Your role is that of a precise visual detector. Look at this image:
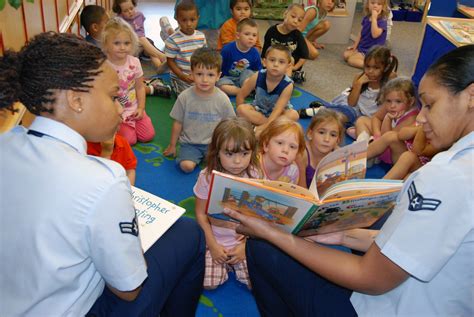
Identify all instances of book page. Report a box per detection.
[296,190,399,236]
[207,171,316,234]
[321,179,403,201]
[131,186,185,252]
[309,140,368,200]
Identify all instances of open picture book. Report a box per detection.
[131,186,185,251]
[206,141,403,236]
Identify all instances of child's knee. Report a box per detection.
[321,20,331,31]
[285,109,299,121]
[236,104,251,116]
[179,160,197,173]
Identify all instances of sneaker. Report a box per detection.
[147,78,172,98]
[297,107,319,119]
[309,100,324,109]
[159,17,173,40]
[292,70,306,83]
[160,30,169,42]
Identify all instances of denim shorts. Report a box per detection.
[177,143,208,164]
[217,69,255,88]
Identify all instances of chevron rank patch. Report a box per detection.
[407,181,441,212]
[119,217,139,236]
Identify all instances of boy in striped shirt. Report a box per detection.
[165,1,207,95]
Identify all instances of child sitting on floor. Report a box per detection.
[217,0,262,51]
[343,0,390,69]
[258,117,305,184]
[80,5,109,47]
[296,107,345,188]
[194,117,258,290]
[237,44,298,137]
[87,133,137,186]
[165,1,207,95]
[218,18,262,96]
[298,0,336,60]
[102,17,155,145]
[365,78,437,179]
[261,4,310,83]
[112,0,166,69]
[163,48,235,173]
[358,77,418,142]
[299,46,397,138]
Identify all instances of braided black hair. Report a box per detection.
[0,32,106,115]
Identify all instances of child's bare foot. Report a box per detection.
[312,41,325,49]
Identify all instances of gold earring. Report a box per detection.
[78,108,83,113]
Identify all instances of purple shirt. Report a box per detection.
[121,11,146,38]
[358,16,387,54]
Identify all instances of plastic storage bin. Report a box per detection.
[405,9,423,22]
[392,9,407,21]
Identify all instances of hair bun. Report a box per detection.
[0,50,23,112]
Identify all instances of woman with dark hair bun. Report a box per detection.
[0,32,205,317]
[225,45,474,316]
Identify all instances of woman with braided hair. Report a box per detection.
[0,32,205,317]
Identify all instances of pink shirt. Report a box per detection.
[109,56,143,127]
[194,168,258,248]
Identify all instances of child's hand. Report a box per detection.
[346,45,355,50]
[209,243,229,264]
[132,108,144,120]
[386,111,404,120]
[163,144,176,157]
[371,8,380,20]
[357,73,371,85]
[226,241,246,265]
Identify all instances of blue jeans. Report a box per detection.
[325,104,360,126]
[246,238,357,317]
[87,217,205,317]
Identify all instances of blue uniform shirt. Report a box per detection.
[351,132,474,316]
[0,117,147,316]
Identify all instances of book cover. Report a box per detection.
[206,141,403,236]
[131,186,185,251]
[309,140,368,200]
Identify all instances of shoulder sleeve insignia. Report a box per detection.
[407,181,442,212]
[119,217,139,236]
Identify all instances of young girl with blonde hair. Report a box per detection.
[194,117,259,290]
[102,17,155,145]
[343,0,390,68]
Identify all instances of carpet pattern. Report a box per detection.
[133,81,389,316]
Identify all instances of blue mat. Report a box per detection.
[133,81,389,317]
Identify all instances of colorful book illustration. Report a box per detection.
[438,20,474,45]
[206,141,403,236]
[131,186,185,251]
